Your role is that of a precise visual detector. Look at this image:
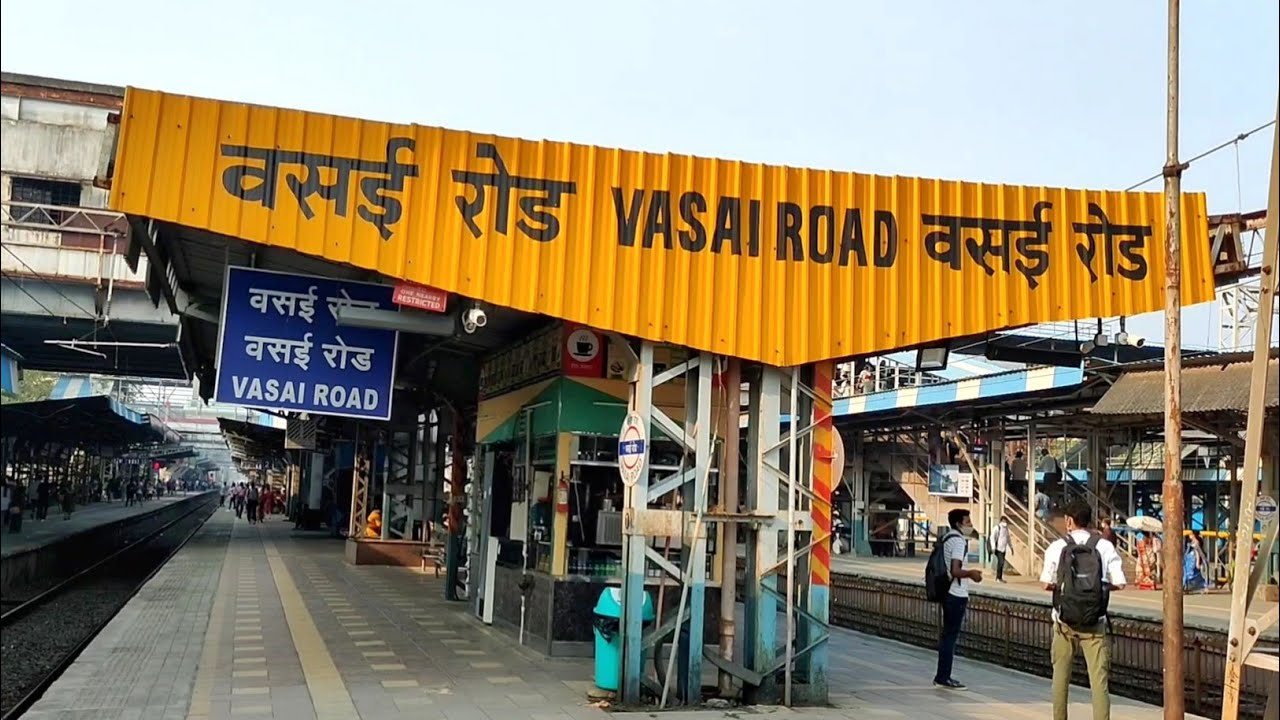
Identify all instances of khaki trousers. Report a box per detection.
[1051,620,1110,720]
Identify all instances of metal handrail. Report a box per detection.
[0,200,128,236]
[1060,469,1139,559]
[1004,491,1059,560]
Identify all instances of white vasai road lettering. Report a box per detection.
[230,376,380,411]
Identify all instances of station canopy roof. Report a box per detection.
[149,444,199,460]
[219,416,287,468]
[0,395,170,447]
[106,88,1218,375]
[1090,351,1280,420]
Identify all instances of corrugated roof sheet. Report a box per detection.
[109,88,1216,367]
[1089,357,1279,416]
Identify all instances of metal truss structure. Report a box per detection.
[381,427,416,540]
[617,341,834,707]
[1214,209,1274,352]
[0,199,130,321]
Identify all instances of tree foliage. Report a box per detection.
[1,369,59,404]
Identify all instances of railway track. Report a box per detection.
[0,495,217,720]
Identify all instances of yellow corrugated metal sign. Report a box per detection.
[109,88,1215,367]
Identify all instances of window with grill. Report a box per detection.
[9,177,82,224]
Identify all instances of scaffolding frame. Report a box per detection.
[617,341,834,707]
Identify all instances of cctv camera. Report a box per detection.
[461,306,487,334]
[1115,332,1146,348]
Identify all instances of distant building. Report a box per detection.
[1,73,181,381]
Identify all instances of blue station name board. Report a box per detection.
[214,266,399,420]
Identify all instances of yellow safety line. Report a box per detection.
[186,525,235,720]
[263,535,360,720]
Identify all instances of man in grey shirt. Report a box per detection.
[934,508,983,690]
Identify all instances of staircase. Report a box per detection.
[1000,492,1061,578]
[860,435,942,555]
[1059,471,1141,583]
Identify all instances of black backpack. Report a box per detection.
[1053,533,1110,628]
[925,530,962,602]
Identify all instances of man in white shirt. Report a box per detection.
[1040,501,1126,720]
[934,509,983,690]
[989,517,1011,582]
[1039,447,1062,485]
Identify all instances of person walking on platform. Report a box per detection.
[219,483,227,510]
[990,516,1011,582]
[246,483,260,524]
[933,508,982,690]
[36,478,51,521]
[60,482,75,520]
[1041,500,1125,720]
[6,483,23,533]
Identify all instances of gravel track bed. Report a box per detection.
[0,505,214,718]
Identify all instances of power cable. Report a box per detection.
[1124,120,1275,191]
[1,269,60,319]
[0,244,99,319]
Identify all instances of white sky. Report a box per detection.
[2,0,1276,350]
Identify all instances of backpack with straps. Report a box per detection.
[1053,533,1110,628]
[925,530,962,603]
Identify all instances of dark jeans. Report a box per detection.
[994,550,1007,581]
[246,500,259,523]
[935,594,969,683]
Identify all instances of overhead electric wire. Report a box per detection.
[1124,120,1275,191]
[0,269,60,319]
[0,244,99,319]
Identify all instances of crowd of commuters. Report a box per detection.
[222,481,284,524]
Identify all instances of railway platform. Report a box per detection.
[1,494,191,558]
[22,512,1193,720]
[831,554,1278,637]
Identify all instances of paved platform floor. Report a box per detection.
[1,494,191,558]
[24,511,1189,720]
[832,553,1278,637]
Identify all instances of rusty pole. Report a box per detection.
[1161,0,1186,716]
[718,359,742,697]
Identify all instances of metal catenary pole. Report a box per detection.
[718,358,741,697]
[783,366,799,706]
[1161,0,1187,715]
[1221,99,1280,720]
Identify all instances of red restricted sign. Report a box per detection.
[392,281,448,313]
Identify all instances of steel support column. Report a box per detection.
[620,342,654,705]
[445,413,467,601]
[676,354,713,704]
[799,361,834,701]
[743,366,781,703]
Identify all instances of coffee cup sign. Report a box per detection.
[562,325,604,377]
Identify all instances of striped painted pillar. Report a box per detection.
[802,360,834,700]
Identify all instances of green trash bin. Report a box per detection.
[593,587,655,692]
